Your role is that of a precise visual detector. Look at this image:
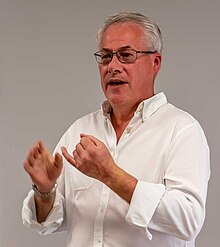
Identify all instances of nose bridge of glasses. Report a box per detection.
[108,51,122,64]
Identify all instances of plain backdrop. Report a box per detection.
[1,0,220,246]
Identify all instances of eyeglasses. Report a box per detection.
[94,48,156,65]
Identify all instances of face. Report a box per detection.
[98,22,161,110]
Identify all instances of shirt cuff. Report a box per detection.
[126,180,165,240]
[22,189,64,235]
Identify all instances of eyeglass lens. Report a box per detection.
[97,49,137,64]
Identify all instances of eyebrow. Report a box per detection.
[101,45,132,51]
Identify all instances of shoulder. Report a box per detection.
[161,103,199,128]
[73,108,103,127]
[160,103,208,143]
[154,102,207,142]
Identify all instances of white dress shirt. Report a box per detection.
[22,93,210,247]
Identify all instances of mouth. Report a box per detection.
[107,80,128,86]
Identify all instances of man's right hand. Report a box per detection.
[23,141,63,193]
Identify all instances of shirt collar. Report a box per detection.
[101,101,112,119]
[101,92,167,122]
[140,92,167,122]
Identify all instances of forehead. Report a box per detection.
[99,22,147,49]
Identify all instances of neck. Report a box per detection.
[110,104,138,142]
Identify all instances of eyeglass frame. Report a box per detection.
[94,48,157,65]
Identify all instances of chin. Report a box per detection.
[108,97,128,106]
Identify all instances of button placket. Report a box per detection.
[93,185,110,247]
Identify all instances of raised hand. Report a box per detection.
[61,134,137,203]
[61,134,115,182]
[24,141,63,193]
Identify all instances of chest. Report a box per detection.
[103,119,173,183]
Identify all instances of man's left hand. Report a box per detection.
[61,134,116,182]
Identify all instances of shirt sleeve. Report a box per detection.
[22,188,66,235]
[126,181,165,240]
[126,121,210,241]
[21,125,72,235]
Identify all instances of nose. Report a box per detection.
[106,54,123,74]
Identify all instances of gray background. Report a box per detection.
[1,0,219,246]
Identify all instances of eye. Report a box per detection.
[119,51,133,57]
[101,52,112,60]
[118,50,135,61]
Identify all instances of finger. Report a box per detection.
[61,147,77,167]
[23,159,33,173]
[54,152,63,169]
[27,149,36,166]
[72,149,82,167]
[38,140,46,154]
[33,143,40,159]
[80,137,92,150]
[80,134,98,147]
[75,142,86,156]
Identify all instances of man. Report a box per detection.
[22,12,210,247]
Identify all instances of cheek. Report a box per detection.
[98,67,106,90]
[137,63,153,81]
[98,65,102,76]
[131,66,146,84]
[132,65,153,91]
[98,65,106,80]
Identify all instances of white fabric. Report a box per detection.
[22,93,210,247]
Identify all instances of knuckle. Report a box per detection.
[81,153,88,161]
[80,137,86,144]
[89,148,96,156]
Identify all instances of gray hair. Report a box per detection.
[97,12,163,53]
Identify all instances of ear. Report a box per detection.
[153,53,162,76]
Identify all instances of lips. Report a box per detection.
[108,80,128,86]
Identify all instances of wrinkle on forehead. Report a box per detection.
[99,22,147,50]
